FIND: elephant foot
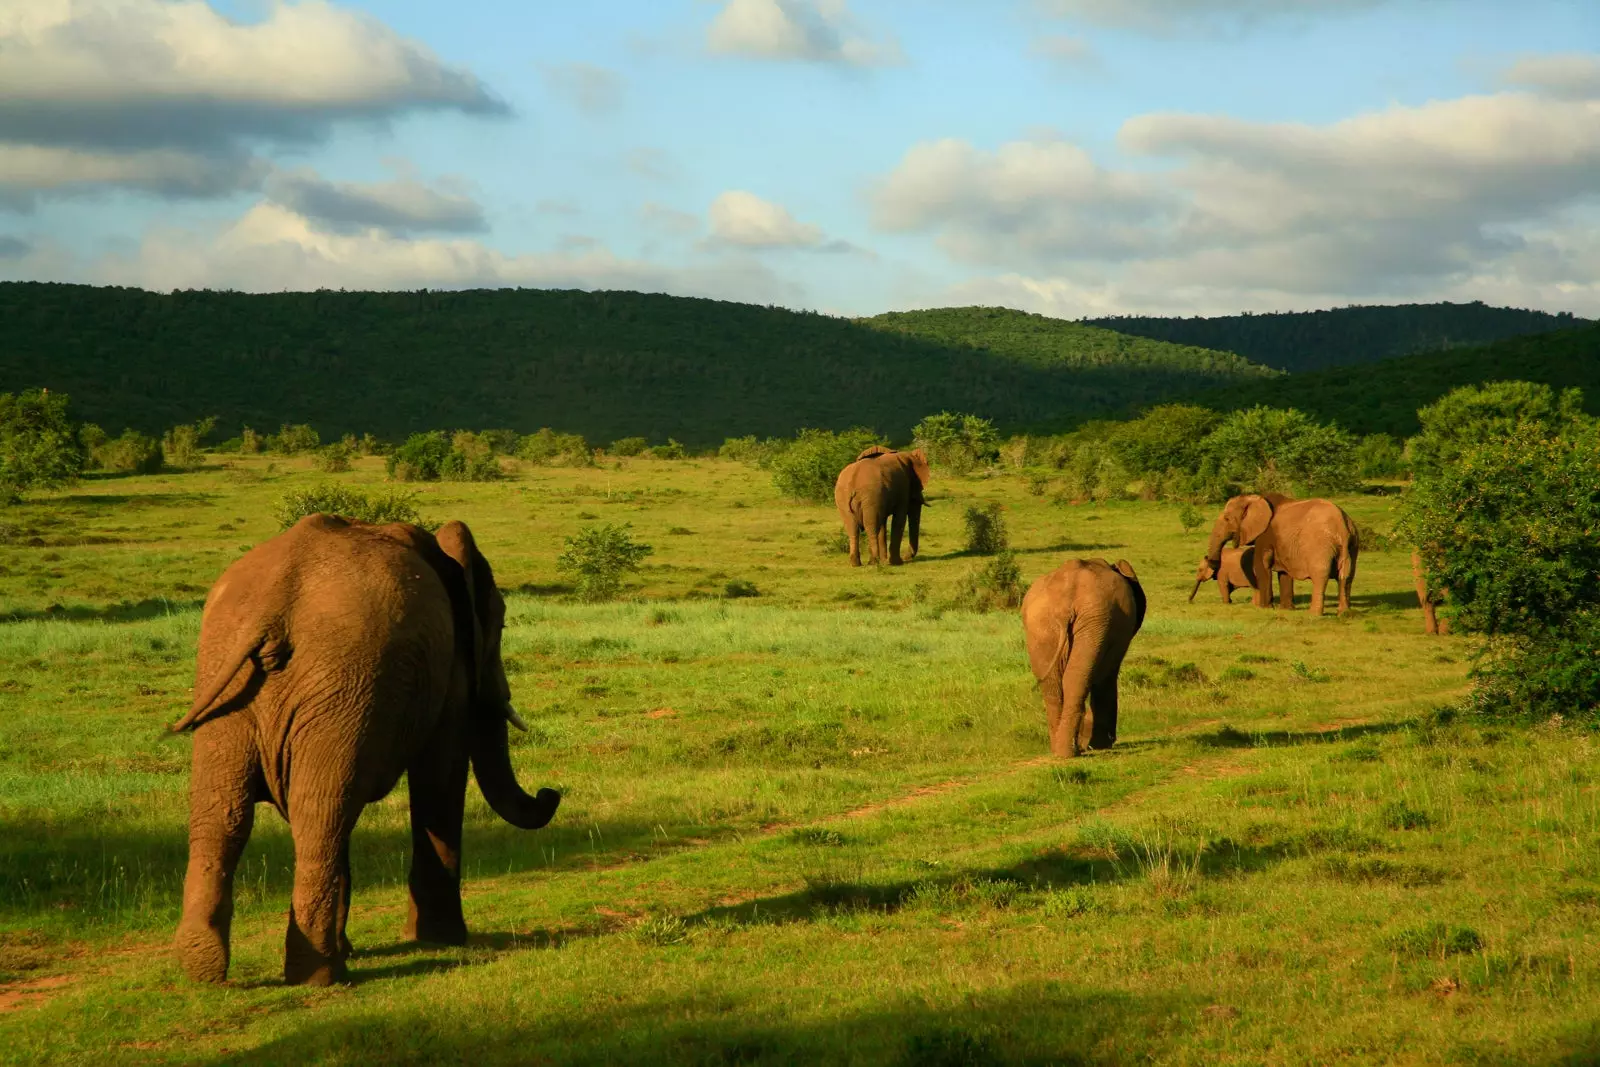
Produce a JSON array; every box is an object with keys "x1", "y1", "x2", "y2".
[
  {"x1": 406, "y1": 901, "x2": 468, "y2": 946},
  {"x1": 284, "y1": 921, "x2": 350, "y2": 986},
  {"x1": 174, "y1": 923, "x2": 230, "y2": 984}
]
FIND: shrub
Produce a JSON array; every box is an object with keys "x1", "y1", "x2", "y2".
[
  {"x1": 1178, "y1": 503, "x2": 1205, "y2": 533},
  {"x1": 239, "y1": 427, "x2": 263, "y2": 455},
  {"x1": 440, "y1": 431, "x2": 500, "y2": 481},
  {"x1": 478, "y1": 429, "x2": 521, "y2": 455},
  {"x1": 1353, "y1": 433, "x2": 1407, "y2": 479},
  {"x1": 519, "y1": 428, "x2": 591, "y2": 467},
  {"x1": 648, "y1": 438, "x2": 687, "y2": 460},
  {"x1": 912, "y1": 411, "x2": 1000, "y2": 475},
  {"x1": 387, "y1": 432, "x2": 452, "y2": 482},
  {"x1": 356, "y1": 432, "x2": 388, "y2": 456},
  {"x1": 962, "y1": 502, "x2": 1008, "y2": 554},
  {"x1": 609, "y1": 436, "x2": 648, "y2": 457},
  {"x1": 1408, "y1": 380, "x2": 1584, "y2": 479},
  {"x1": 93, "y1": 429, "x2": 163, "y2": 474},
  {"x1": 950, "y1": 550, "x2": 1022, "y2": 613},
  {"x1": 724, "y1": 579, "x2": 760, "y2": 599},
  {"x1": 0, "y1": 389, "x2": 84, "y2": 501},
  {"x1": 272, "y1": 484, "x2": 432, "y2": 530},
  {"x1": 1201, "y1": 406, "x2": 1358, "y2": 495},
  {"x1": 557, "y1": 522, "x2": 654, "y2": 601},
  {"x1": 769, "y1": 427, "x2": 880, "y2": 503},
  {"x1": 315, "y1": 443, "x2": 353, "y2": 473},
  {"x1": 270, "y1": 423, "x2": 320, "y2": 456},
  {"x1": 160, "y1": 417, "x2": 217, "y2": 469},
  {"x1": 1109, "y1": 404, "x2": 1220, "y2": 477},
  {"x1": 1399, "y1": 414, "x2": 1600, "y2": 720}
]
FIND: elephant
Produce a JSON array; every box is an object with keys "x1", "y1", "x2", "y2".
[
  {"x1": 834, "y1": 446, "x2": 931, "y2": 566},
  {"x1": 171, "y1": 514, "x2": 561, "y2": 987},
  {"x1": 1411, "y1": 549, "x2": 1451, "y2": 635},
  {"x1": 1204, "y1": 493, "x2": 1358, "y2": 616},
  {"x1": 1189, "y1": 545, "x2": 1256, "y2": 603},
  {"x1": 1021, "y1": 558, "x2": 1147, "y2": 758}
]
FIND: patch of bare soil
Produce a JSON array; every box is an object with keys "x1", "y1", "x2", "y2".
[{"x1": 0, "y1": 973, "x2": 73, "y2": 1014}]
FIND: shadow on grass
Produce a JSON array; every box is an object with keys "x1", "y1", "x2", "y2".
[
  {"x1": 0, "y1": 597, "x2": 205, "y2": 624},
  {"x1": 929, "y1": 541, "x2": 1124, "y2": 562},
  {"x1": 1350, "y1": 590, "x2": 1426, "y2": 611},
  {"x1": 54, "y1": 489, "x2": 218, "y2": 507},
  {"x1": 1191, "y1": 720, "x2": 1410, "y2": 750},
  {"x1": 224, "y1": 982, "x2": 1192, "y2": 1065}
]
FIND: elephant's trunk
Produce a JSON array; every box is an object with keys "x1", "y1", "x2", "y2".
[
  {"x1": 470, "y1": 706, "x2": 560, "y2": 830},
  {"x1": 1188, "y1": 579, "x2": 1203, "y2": 602}
]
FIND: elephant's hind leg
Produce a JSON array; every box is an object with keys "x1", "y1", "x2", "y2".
[
  {"x1": 888, "y1": 511, "x2": 907, "y2": 565},
  {"x1": 1088, "y1": 676, "x2": 1120, "y2": 751},
  {"x1": 175, "y1": 715, "x2": 260, "y2": 983},
  {"x1": 283, "y1": 780, "x2": 360, "y2": 986},
  {"x1": 405, "y1": 741, "x2": 470, "y2": 946}
]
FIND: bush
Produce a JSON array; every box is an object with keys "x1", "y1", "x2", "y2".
[
  {"x1": 1201, "y1": 406, "x2": 1358, "y2": 495},
  {"x1": 440, "y1": 431, "x2": 500, "y2": 481},
  {"x1": 962, "y1": 502, "x2": 1008, "y2": 554},
  {"x1": 769, "y1": 427, "x2": 880, "y2": 503},
  {"x1": 648, "y1": 438, "x2": 687, "y2": 460},
  {"x1": 1408, "y1": 380, "x2": 1584, "y2": 479},
  {"x1": 557, "y1": 522, "x2": 654, "y2": 601},
  {"x1": 239, "y1": 427, "x2": 263, "y2": 455},
  {"x1": 950, "y1": 550, "x2": 1022, "y2": 613},
  {"x1": 1109, "y1": 404, "x2": 1220, "y2": 477},
  {"x1": 478, "y1": 429, "x2": 522, "y2": 455},
  {"x1": 519, "y1": 428, "x2": 591, "y2": 467},
  {"x1": 357, "y1": 432, "x2": 388, "y2": 456},
  {"x1": 724, "y1": 579, "x2": 760, "y2": 599},
  {"x1": 912, "y1": 411, "x2": 1000, "y2": 475},
  {"x1": 161, "y1": 417, "x2": 217, "y2": 469},
  {"x1": 0, "y1": 389, "x2": 84, "y2": 501},
  {"x1": 92, "y1": 429, "x2": 163, "y2": 474},
  {"x1": 1399, "y1": 415, "x2": 1600, "y2": 719},
  {"x1": 1178, "y1": 503, "x2": 1205, "y2": 533},
  {"x1": 270, "y1": 423, "x2": 320, "y2": 456},
  {"x1": 609, "y1": 436, "x2": 648, "y2": 457},
  {"x1": 1353, "y1": 433, "x2": 1407, "y2": 479},
  {"x1": 315, "y1": 443, "x2": 353, "y2": 473},
  {"x1": 272, "y1": 484, "x2": 433, "y2": 530},
  {"x1": 387, "y1": 431, "x2": 452, "y2": 481}
]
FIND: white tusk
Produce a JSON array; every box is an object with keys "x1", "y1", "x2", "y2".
[{"x1": 505, "y1": 705, "x2": 529, "y2": 732}]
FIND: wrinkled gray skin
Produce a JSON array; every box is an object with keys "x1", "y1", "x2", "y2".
[
  {"x1": 172, "y1": 515, "x2": 560, "y2": 987},
  {"x1": 834, "y1": 446, "x2": 931, "y2": 566},
  {"x1": 1205, "y1": 493, "x2": 1359, "y2": 616},
  {"x1": 1022, "y1": 559, "x2": 1147, "y2": 758},
  {"x1": 1190, "y1": 545, "x2": 1255, "y2": 604}
]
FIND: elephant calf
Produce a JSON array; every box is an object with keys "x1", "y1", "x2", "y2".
[
  {"x1": 172, "y1": 515, "x2": 561, "y2": 986},
  {"x1": 1021, "y1": 559, "x2": 1146, "y2": 758},
  {"x1": 1189, "y1": 545, "x2": 1255, "y2": 604}
]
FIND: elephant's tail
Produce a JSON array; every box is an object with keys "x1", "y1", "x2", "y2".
[{"x1": 170, "y1": 629, "x2": 266, "y2": 733}]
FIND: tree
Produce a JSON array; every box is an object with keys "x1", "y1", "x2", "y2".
[
  {"x1": 912, "y1": 412, "x2": 999, "y2": 475},
  {"x1": 1407, "y1": 380, "x2": 1585, "y2": 478},
  {"x1": 1108, "y1": 404, "x2": 1220, "y2": 476},
  {"x1": 769, "y1": 427, "x2": 880, "y2": 503},
  {"x1": 1201, "y1": 406, "x2": 1357, "y2": 495},
  {"x1": 557, "y1": 523, "x2": 654, "y2": 601},
  {"x1": 0, "y1": 389, "x2": 84, "y2": 501}
]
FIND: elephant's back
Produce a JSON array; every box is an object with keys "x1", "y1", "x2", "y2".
[{"x1": 1023, "y1": 559, "x2": 1135, "y2": 621}]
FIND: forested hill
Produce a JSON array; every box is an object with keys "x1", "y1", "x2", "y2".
[
  {"x1": 1190, "y1": 322, "x2": 1600, "y2": 437},
  {"x1": 0, "y1": 284, "x2": 1276, "y2": 445},
  {"x1": 1085, "y1": 301, "x2": 1586, "y2": 373}
]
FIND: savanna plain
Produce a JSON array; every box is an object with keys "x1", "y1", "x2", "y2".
[{"x1": 1, "y1": 454, "x2": 1596, "y2": 1065}]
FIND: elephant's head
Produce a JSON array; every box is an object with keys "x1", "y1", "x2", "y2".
[
  {"x1": 901, "y1": 449, "x2": 931, "y2": 496},
  {"x1": 434, "y1": 520, "x2": 560, "y2": 830},
  {"x1": 1205, "y1": 493, "x2": 1279, "y2": 564},
  {"x1": 1188, "y1": 558, "x2": 1218, "y2": 601}
]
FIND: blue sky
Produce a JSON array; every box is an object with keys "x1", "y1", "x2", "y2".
[{"x1": 1, "y1": 0, "x2": 1597, "y2": 317}]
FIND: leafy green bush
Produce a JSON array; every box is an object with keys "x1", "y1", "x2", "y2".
[
  {"x1": 950, "y1": 550, "x2": 1022, "y2": 613},
  {"x1": 648, "y1": 438, "x2": 687, "y2": 460},
  {"x1": 315, "y1": 443, "x2": 353, "y2": 473},
  {"x1": 1201, "y1": 405, "x2": 1358, "y2": 495},
  {"x1": 724, "y1": 579, "x2": 760, "y2": 599},
  {"x1": 239, "y1": 427, "x2": 263, "y2": 454},
  {"x1": 912, "y1": 411, "x2": 999, "y2": 475},
  {"x1": 962, "y1": 502, "x2": 1008, "y2": 554},
  {"x1": 1178, "y1": 503, "x2": 1205, "y2": 533},
  {"x1": 160, "y1": 417, "x2": 216, "y2": 469},
  {"x1": 387, "y1": 431, "x2": 451, "y2": 481},
  {"x1": 0, "y1": 389, "x2": 84, "y2": 501},
  {"x1": 609, "y1": 436, "x2": 648, "y2": 457},
  {"x1": 519, "y1": 428, "x2": 591, "y2": 467},
  {"x1": 269, "y1": 423, "x2": 320, "y2": 456},
  {"x1": 719, "y1": 435, "x2": 787, "y2": 467},
  {"x1": 1408, "y1": 380, "x2": 1584, "y2": 479},
  {"x1": 1109, "y1": 404, "x2": 1220, "y2": 477},
  {"x1": 92, "y1": 429, "x2": 163, "y2": 475},
  {"x1": 1400, "y1": 412, "x2": 1600, "y2": 720},
  {"x1": 272, "y1": 484, "x2": 432, "y2": 530},
  {"x1": 769, "y1": 427, "x2": 880, "y2": 503},
  {"x1": 440, "y1": 431, "x2": 500, "y2": 481},
  {"x1": 1353, "y1": 433, "x2": 1407, "y2": 479},
  {"x1": 557, "y1": 522, "x2": 654, "y2": 601}
]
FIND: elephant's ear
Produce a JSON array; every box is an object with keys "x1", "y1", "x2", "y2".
[
  {"x1": 433, "y1": 520, "x2": 507, "y2": 717},
  {"x1": 1113, "y1": 559, "x2": 1147, "y2": 629},
  {"x1": 1238, "y1": 495, "x2": 1275, "y2": 545},
  {"x1": 907, "y1": 449, "x2": 931, "y2": 489}
]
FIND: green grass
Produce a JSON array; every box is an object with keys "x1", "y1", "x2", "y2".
[{"x1": 1, "y1": 455, "x2": 1597, "y2": 1064}]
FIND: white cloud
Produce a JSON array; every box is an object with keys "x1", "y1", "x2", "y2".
[
  {"x1": 705, "y1": 190, "x2": 861, "y2": 254},
  {"x1": 869, "y1": 77, "x2": 1600, "y2": 316},
  {"x1": 540, "y1": 62, "x2": 624, "y2": 117},
  {"x1": 1501, "y1": 52, "x2": 1600, "y2": 101},
  {"x1": 0, "y1": 0, "x2": 502, "y2": 206},
  {"x1": 18, "y1": 201, "x2": 804, "y2": 306},
  {"x1": 706, "y1": 0, "x2": 900, "y2": 66},
  {"x1": 263, "y1": 167, "x2": 486, "y2": 235},
  {"x1": 1034, "y1": 0, "x2": 1385, "y2": 34},
  {"x1": 1031, "y1": 34, "x2": 1100, "y2": 72}
]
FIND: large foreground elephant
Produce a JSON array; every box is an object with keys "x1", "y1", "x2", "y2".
[
  {"x1": 834, "y1": 446, "x2": 930, "y2": 566},
  {"x1": 1021, "y1": 558, "x2": 1147, "y2": 758},
  {"x1": 1204, "y1": 493, "x2": 1359, "y2": 616},
  {"x1": 171, "y1": 515, "x2": 561, "y2": 986}
]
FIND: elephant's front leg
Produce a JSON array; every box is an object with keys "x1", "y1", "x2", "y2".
[
  {"x1": 1277, "y1": 575, "x2": 1295, "y2": 610},
  {"x1": 1088, "y1": 675, "x2": 1120, "y2": 751},
  {"x1": 175, "y1": 716, "x2": 261, "y2": 984},
  {"x1": 283, "y1": 781, "x2": 360, "y2": 986},
  {"x1": 405, "y1": 742, "x2": 470, "y2": 946},
  {"x1": 907, "y1": 504, "x2": 921, "y2": 561},
  {"x1": 1309, "y1": 576, "x2": 1328, "y2": 617},
  {"x1": 888, "y1": 510, "x2": 907, "y2": 565}
]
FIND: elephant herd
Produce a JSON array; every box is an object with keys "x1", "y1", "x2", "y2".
[{"x1": 168, "y1": 451, "x2": 1403, "y2": 987}]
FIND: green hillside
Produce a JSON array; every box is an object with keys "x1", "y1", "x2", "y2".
[
  {"x1": 1087, "y1": 301, "x2": 1586, "y2": 373},
  {"x1": 0, "y1": 284, "x2": 1275, "y2": 445},
  {"x1": 1189, "y1": 322, "x2": 1600, "y2": 436}
]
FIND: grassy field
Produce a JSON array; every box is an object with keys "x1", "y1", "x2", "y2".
[{"x1": 1, "y1": 455, "x2": 1597, "y2": 1065}]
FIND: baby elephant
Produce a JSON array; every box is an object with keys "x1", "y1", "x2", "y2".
[
  {"x1": 1189, "y1": 545, "x2": 1256, "y2": 604},
  {"x1": 1021, "y1": 558, "x2": 1147, "y2": 758}
]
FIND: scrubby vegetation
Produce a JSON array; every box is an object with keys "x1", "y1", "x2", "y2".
[
  {"x1": 1088, "y1": 300, "x2": 1585, "y2": 372},
  {"x1": 556, "y1": 522, "x2": 655, "y2": 601}
]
